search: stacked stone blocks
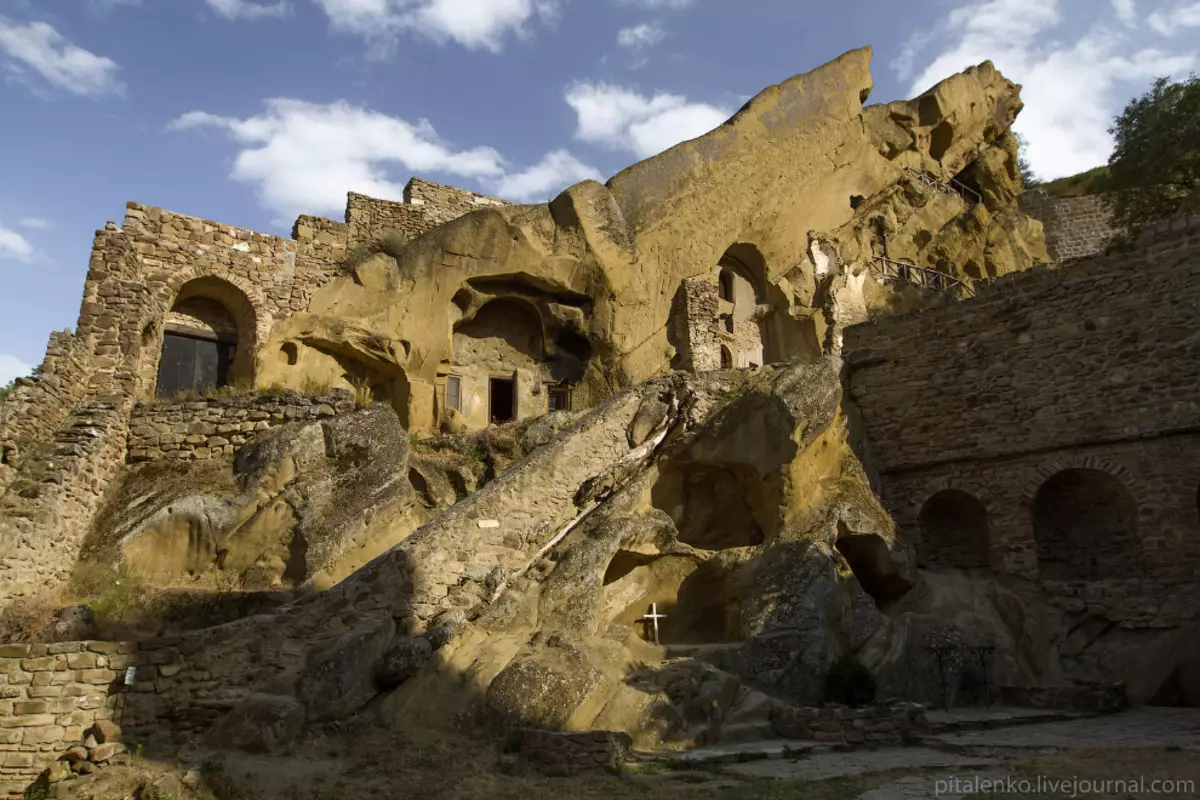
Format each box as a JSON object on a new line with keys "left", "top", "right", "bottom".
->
{"left": 127, "top": 391, "right": 358, "bottom": 462}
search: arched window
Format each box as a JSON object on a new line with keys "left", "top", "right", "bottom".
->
{"left": 156, "top": 277, "right": 257, "bottom": 396}
{"left": 917, "top": 489, "right": 990, "bottom": 570}
{"left": 1033, "top": 469, "right": 1141, "bottom": 582}
{"left": 715, "top": 244, "right": 768, "bottom": 366}
{"left": 720, "top": 346, "right": 733, "bottom": 369}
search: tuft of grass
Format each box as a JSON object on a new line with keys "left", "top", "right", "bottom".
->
{"left": 300, "top": 375, "right": 333, "bottom": 397}
{"left": 1039, "top": 165, "right": 1110, "bottom": 199}
{"left": 379, "top": 230, "right": 409, "bottom": 258}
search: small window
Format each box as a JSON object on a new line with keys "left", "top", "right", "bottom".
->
{"left": 548, "top": 386, "right": 571, "bottom": 412}
{"left": 720, "top": 346, "right": 733, "bottom": 369}
{"left": 446, "top": 375, "right": 462, "bottom": 412}
{"left": 723, "top": 316, "right": 734, "bottom": 334}
{"left": 718, "top": 270, "right": 734, "bottom": 302}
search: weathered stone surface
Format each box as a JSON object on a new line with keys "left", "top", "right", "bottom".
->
{"left": 376, "top": 637, "right": 433, "bottom": 688}
{"left": 206, "top": 693, "right": 307, "bottom": 754}
{"left": 296, "top": 625, "right": 393, "bottom": 723}
{"left": 86, "top": 720, "right": 121, "bottom": 745}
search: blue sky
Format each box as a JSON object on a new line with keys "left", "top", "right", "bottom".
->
{"left": 0, "top": 0, "right": 1197, "bottom": 383}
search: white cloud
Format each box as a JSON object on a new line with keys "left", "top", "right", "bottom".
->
{"left": 0, "top": 354, "right": 34, "bottom": 386}
{"left": 170, "top": 98, "right": 598, "bottom": 218}
{"left": 312, "top": 0, "right": 560, "bottom": 52}
{"left": 0, "top": 225, "right": 35, "bottom": 262}
{"left": 564, "top": 82, "right": 730, "bottom": 158}
{"left": 617, "top": 22, "right": 665, "bottom": 50}
{"left": 900, "top": 0, "right": 1196, "bottom": 180}
{"left": 491, "top": 149, "right": 601, "bottom": 201}
{"left": 205, "top": 0, "right": 290, "bottom": 19}
{"left": 617, "top": 0, "right": 693, "bottom": 8}
{"left": 0, "top": 17, "right": 121, "bottom": 96}
{"left": 1147, "top": 1, "right": 1200, "bottom": 35}
{"left": 1112, "top": 0, "right": 1137, "bottom": 26}
{"left": 171, "top": 99, "right": 508, "bottom": 220}
{"left": 18, "top": 217, "right": 51, "bottom": 230}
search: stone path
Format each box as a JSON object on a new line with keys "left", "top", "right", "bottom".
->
{"left": 646, "top": 707, "right": 1200, "bottom": 799}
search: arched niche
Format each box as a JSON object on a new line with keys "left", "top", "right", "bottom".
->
{"left": 715, "top": 243, "right": 769, "bottom": 367}
{"left": 154, "top": 276, "right": 258, "bottom": 397}
{"left": 1033, "top": 468, "right": 1141, "bottom": 582}
{"left": 917, "top": 489, "right": 991, "bottom": 570}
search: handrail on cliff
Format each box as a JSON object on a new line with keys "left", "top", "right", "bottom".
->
{"left": 904, "top": 167, "right": 983, "bottom": 206}
{"left": 870, "top": 255, "right": 975, "bottom": 299}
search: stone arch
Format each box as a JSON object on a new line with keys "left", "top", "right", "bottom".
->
{"left": 137, "top": 266, "right": 272, "bottom": 398}
{"left": 917, "top": 489, "right": 991, "bottom": 570}
{"left": 715, "top": 243, "right": 773, "bottom": 366}
{"left": 1032, "top": 467, "right": 1142, "bottom": 582}
{"left": 719, "top": 345, "right": 733, "bottom": 369}
{"left": 453, "top": 297, "right": 545, "bottom": 363}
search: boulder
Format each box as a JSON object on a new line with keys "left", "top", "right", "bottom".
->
{"left": 206, "top": 693, "right": 307, "bottom": 754}
{"left": 486, "top": 643, "right": 606, "bottom": 730}
{"left": 376, "top": 636, "right": 433, "bottom": 688}
{"left": 90, "top": 742, "right": 126, "bottom": 763}
{"left": 296, "top": 624, "right": 393, "bottom": 723}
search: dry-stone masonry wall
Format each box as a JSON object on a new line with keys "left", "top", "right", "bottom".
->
{"left": 1021, "top": 191, "right": 1121, "bottom": 262}
{"left": 0, "top": 642, "right": 132, "bottom": 797}
{"left": 127, "top": 391, "right": 358, "bottom": 462}
{"left": 845, "top": 207, "right": 1200, "bottom": 625}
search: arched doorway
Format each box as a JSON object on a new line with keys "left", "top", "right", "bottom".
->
{"left": 1033, "top": 468, "right": 1141, "bottom": 582}
{"left": 155, "top": 277, "right": 258, "bottom": 397}
{"left": 715, "top": 243, "right": 769, "bottom": 367}
{"left": 917, "top": 489, "right": 991, "bottom": 570}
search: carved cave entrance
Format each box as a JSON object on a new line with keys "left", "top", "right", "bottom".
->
{"left": 1033, "top": 468, "right": 1141, "bottom": 582}
{"left": 715, "top": 244, "right": 768, "bottom": 369}
{"left": 155, "top": 279, "right": 256, "bottom": 397}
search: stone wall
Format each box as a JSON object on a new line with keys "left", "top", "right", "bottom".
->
{"left": 0, "top": 642, "right": 134, "bottom": 797}
{"left": 513, "top": 729, "right": 631, "bottom": 776}
{"left": 403, "top": 177, "right": 509, "bottom": 228}
{"left": 0, "top": 332, "right": 95, "bottom": 494}
{"left": 670, "top": 278, "right": 722, "bottom": 372}
{"left": 1021, "top": 191, "right": 1121, "bottom": 262}
{"left": 844, "top": 207, "right": 1200, "bottom": 625}
{"left": 0, "top": 401, "right": 131, "bottom": 602}
{"left": 771, "top": 701, "right": 927, "bottom": 746}
{"left": 127, "top": 391, "right": 359, "bottom": 462}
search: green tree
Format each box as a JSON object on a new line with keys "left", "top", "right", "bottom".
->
{"left": 0, "top": 380, "right": 11, "bottom": 403}
{"left": 1014, "top": 132, "right": 1040, "bottom": 188}
{"left": 1104, "top": 74, "right": 1200, "bottom": 231}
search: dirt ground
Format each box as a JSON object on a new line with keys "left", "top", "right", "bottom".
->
{"left": 38, "top": 709, "right": 1200, "bottom": 800}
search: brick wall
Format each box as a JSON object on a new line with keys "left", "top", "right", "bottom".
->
{"left": 1021, "top": 191, "right": 1121, "bottom": 262}
{"left": 127, "top": 391, "right": 358, "bottom": 462}
{"left": 403, "top": 177, "right": 509, "bottom": 227}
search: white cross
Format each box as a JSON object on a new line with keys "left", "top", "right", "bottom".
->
{"left": 637, "top": 602, "right": 667, "bottom": 645}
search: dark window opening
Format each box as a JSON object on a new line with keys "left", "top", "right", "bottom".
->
{"left": 446, "top": 375, "right": 462, "bottom": 413}
{"left": 723, "top": 316, "right": 734, "bottom": 334}
{"left": 850, "top": 194, "right": 866, "bottom": 209}
{"left": 718, "top": 270, "right": 734, "bottom": 302}
{"left": 156, "top": 332, "right": 234, "bottom": 397}
{"left": 489, "top": 377, "right": 515, "bottom": 424}
{"left": 720, "top": 346, "right": 733, "bottom": 369}
{"left": 547, "top": 386, "right": 571, "bottom": 412}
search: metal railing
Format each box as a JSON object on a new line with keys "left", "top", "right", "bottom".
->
{"left": 904, "top": 167, "right": 983, "bottom": 206}
{"left": 870, "top": 255, "right": 975, "bottom": 299}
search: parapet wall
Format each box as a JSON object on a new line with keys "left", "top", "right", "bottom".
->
{"left": 1021, "top": 190, "right": 1121, "bottom": 262}
{"left": 127, "top": 390, "right": 358, "bottom": 462}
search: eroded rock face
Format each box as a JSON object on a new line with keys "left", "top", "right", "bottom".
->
{"left": 256, "top": 49, "right": 1046, "bottom": 435}
{"left": 80, "top": 404, "right": 421, "bottom": 594}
